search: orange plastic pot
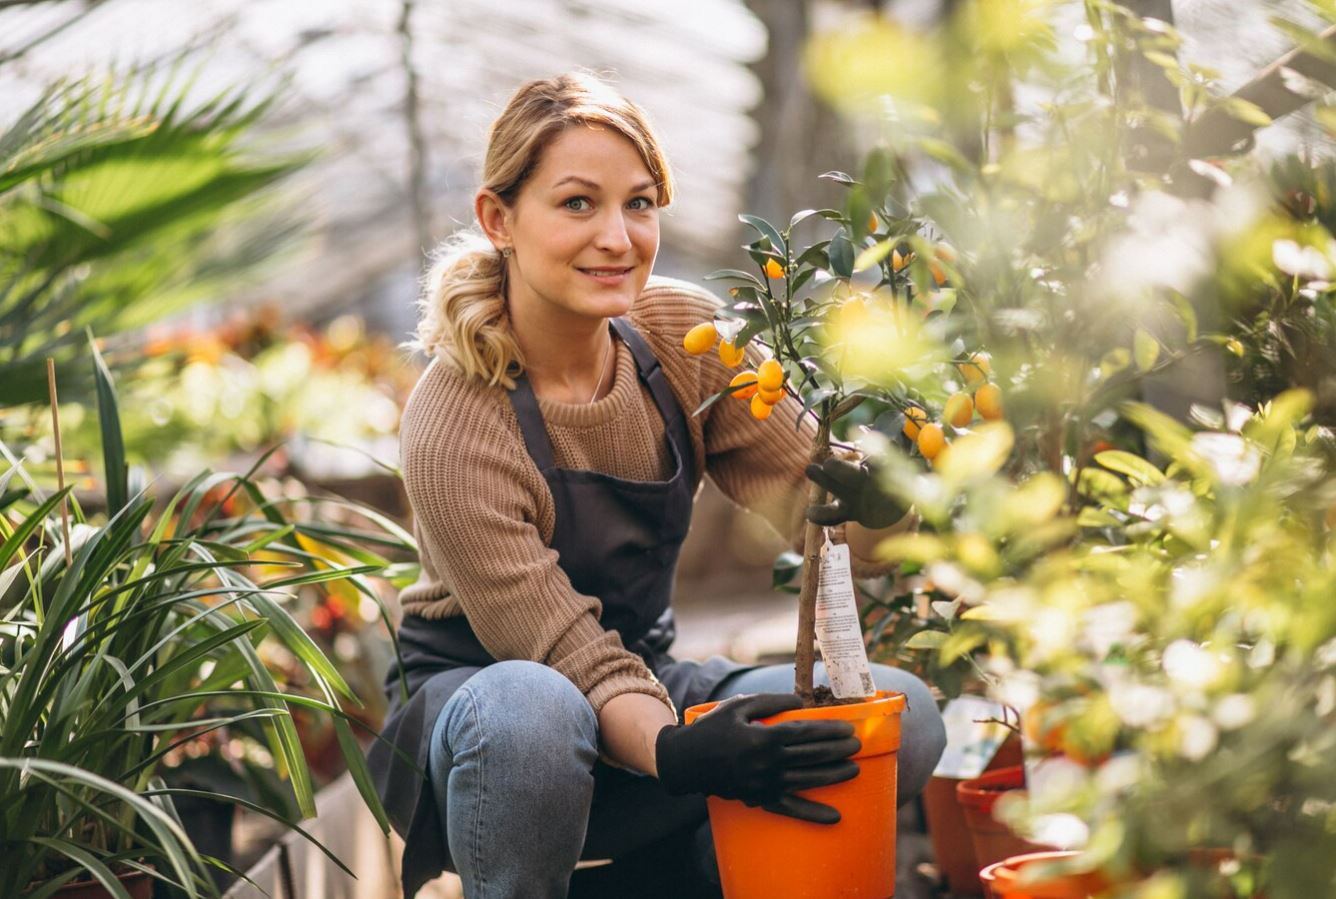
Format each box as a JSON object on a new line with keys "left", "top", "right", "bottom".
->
{"left": 923, "top": 735, "right": 1024, "bottom": 896}
{"left": 684, "top": 690, "right": 907, "bottom": 899}
{"left": 957, "top": 766, "right": 1048, "bottom": 872}
{"left": 980, "top": 851, "right": 1110, "bottom": 899}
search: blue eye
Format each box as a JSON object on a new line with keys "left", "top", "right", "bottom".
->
{"left": 564, "top": 197, "right": 592, "bottom": 212}
{"left": 628, "top": 197, "right": 655, "bottom": 211}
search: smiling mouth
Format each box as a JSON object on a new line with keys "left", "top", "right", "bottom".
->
{"left": 578, "top": 266, "right": 635, "bottom": 277}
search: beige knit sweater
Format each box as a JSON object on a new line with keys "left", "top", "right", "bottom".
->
{"left": 398, "top": 276, "right": 887, "bottom": 716}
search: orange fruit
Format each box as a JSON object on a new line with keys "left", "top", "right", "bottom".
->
{"left": 683, "top": 322, "right": 717, "bottom": 355}
{"left": 944, "top": 392, "right": 974, "bottom": 428}
{"left": 903, "top": 405, "right": 928, "bottom": 440}
{"left": 929, "top": 259, "right": 948, "bottom": 286}
{"left": 764, "top": 258, "right": 785, "bottom": 279}
{"left": 917, "top": 423, "right": 945, "bottom": 460}
{"left": 975, "top": 382, "right": 1003, "bottom": 420}
{"left": 730, "top": 370, "right": 759, "bottom": 400}
{"left": 718, "top": 340, "right": 745, "bottom": 368}
{"left": 891, "top": 248, "right": 914, "bottom": 273}
{"left": 957, "top": 351, "right": 991, "bottom": 386}
{"left": 750, "top": 394, "right": 774, "bottom": 420}
{"left": 933, "top": 242, "right": 958, "bottom": 263}
{"left": 757, "top": 358, "right": 784, "bottom": 392}
{"left": 757, "top": 385, "right": 785, "bottom": 405}
{"left": 867, "top": 213, "right": 879, "bottom": 233}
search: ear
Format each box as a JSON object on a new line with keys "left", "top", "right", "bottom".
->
{"left": 475, "top": 189, "right": 513, "bottom": 251}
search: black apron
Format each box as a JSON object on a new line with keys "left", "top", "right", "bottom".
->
{"left": 368, "top": 317, "right": 754, "bottom": 898}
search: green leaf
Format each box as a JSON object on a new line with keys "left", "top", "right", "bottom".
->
{"left": 828, "top": 231, "right": 855, "bottom": 279}
{"left": 1169, "top": 292, "right": 1198, "bottom": 343}
{"left": 915, "top": 138, "right": 971, "bottom": 171}
{"left": 1100, "top": 348, "right": 1130, "bottom": 379}
{"left": 1219, "top": 96, "right": 1272, "bottom": 128}
{"left": 1094, "top": 450, "right": 1165, "bottom": 486}
{"left": 705, "top": 269, "right": 766, "bottom": 289}
{"left": 89, "top": 334, "right": 128, "bottom": 518}
{"left": 904, "top": 630, "right": 947, "bottom": 650}
{"left": 1133, "top": 328, "right": 1160, "bottom": 372}
{"left": 739, "top": 214, "right": 786, "bottom": 256}
{"left": 334, "top": 715, "right": 390, "bottom": 834}
{"left": 854, "top": 239, "right": 895, "bottom": 273}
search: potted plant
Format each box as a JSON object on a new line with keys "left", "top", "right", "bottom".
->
{"left": 0, "top": 342, "right": 414, "bottom": 898}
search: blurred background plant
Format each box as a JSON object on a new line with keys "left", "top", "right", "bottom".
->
{"left": 0, "top": 342, "right": 417, "bottom": 897}
{"left": 776, "top": 0, "right": 1336, "bottom": 895}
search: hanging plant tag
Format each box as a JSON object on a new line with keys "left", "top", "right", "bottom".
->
{"left": 816, "top": 536, "right": 875, "bottom": 699}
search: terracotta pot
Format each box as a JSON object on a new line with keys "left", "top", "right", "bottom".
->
{"left": 923, "top": 735, "right": 1024, "bottom": 896}
{"left": 957, "top": 766, "right": 1049, "bottom": 873}
{"left": 980, "top": 851, "right": 1110, "bottom": 899}
{"left": 684, "top": 690, "right": 907, "bottom": 899}
{"left": 46, "top": 869, "right": 153, "bottom": 899}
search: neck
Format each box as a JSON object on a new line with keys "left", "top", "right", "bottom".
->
{"left": 509, "top": 298, "right": 611, "bottom": 403}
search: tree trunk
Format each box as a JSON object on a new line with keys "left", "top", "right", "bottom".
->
{"left": 794, "top": 417, "right": 831, "bottom": 706}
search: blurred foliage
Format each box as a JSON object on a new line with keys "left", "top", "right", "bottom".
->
{"left": 0, "top": 60, "right": 308, "bottom": 408}
{"left": 5, "top": 306, "right": 419, "bottom": 481}
{"left": 723, "top": 0, "right": 1336, "bottom": 893}
{"left": 0, "top": 338, "right": 417, "bottom": 897}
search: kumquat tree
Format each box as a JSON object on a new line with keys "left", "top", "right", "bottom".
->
{"left": 687, "top": 0, "right": 1336, "bottom": 894}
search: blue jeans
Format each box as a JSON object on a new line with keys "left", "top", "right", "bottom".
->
{"left": 427, "top": 659, "right": 946, "bottom": 899}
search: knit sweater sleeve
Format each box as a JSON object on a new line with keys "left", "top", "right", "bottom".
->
{"left": 638, "top": 278, "right": 894, "bottom": 578}
{"left": 399, "top": 362, "right": 673, "bottom": 714}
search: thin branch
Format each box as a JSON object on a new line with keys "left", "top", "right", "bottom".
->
{"left": 398, "top": 0, "right": 433, "bottom": 254}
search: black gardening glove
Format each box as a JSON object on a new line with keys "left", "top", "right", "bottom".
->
{"left": 805, "top": 456, "right": 907, "bottom": 529}
{"left": 655, "top": 693, "right": 861, "bottom": 825}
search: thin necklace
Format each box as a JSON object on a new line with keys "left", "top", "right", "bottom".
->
{"left": 588, "top": 331, "right": 612, "bottom": 404}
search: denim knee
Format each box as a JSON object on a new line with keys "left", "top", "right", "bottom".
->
{"left": 437, "top": 660, "right": 599, "bottom": 767}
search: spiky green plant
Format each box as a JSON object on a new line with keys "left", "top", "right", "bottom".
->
{"left": 0, "top": 339, "right": 415, "bottom": 897}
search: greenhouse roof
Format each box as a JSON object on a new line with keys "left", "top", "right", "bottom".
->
{"left": 0, "top": 0, "right": 767, "bottom": 317}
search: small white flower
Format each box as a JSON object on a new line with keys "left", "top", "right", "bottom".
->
{"left": 1163, "top": 639, "right": 1221, "bottom": 690}
{"left": 1272, "top": 239, "right": 1331, "bottom": 279}
{"left": 1179, "top": 715, "right": 1219, "bottom": 761}
{"left": 1030, "top": 814, "right": 1091, "bottom": 850}
{"left": 1190, "top": 433, "right": 1260, "bottom": 486}
{"left": 1213, "top": 694, "right": 1256, "bottom": 730}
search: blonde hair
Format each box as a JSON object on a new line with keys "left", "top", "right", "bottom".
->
{"left": 414, "top": 72, "right": 674, "bottom": 388}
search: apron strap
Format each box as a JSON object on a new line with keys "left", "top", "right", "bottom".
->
{"left": 509, "top": 318, "right": 694, "bottom": 481}
{"left": 611, "top": 317, "right": 697, "bottom": 486}
{"left": 507, "top": 374, "right": 557, "bottom": 472}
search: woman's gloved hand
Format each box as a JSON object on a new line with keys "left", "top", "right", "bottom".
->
{"left": 654, "top": 693, "right": 861, "bottom": 824}
{"left": 805, "top": 456, "right": 907, "bottom": 529}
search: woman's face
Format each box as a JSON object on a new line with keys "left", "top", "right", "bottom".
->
{"left": 494, "top": 125, "right": 661, "bottom": 326}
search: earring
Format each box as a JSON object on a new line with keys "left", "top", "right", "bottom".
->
{"left": 500, "top": 247, "right": 512, "bottom": 258}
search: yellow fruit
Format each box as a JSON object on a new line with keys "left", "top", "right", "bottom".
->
{"left": 944, "top": 392, "right": 974, "bottom": 428}
{"left": 958, "top": 352, "right": 992, "bottom": 386}
{"left": 929, "top": 259, "right": 948, "bottom": 286}
{"left": 764, "top": 258, "right": 785, "bottom": 279}
{"left": 718, "top": 340, "right": 745, "bottom": 368}
{"left": 757, "top": 385, "right": 785, "bottom": 405}
{"left": 917, "top": 423, "right": 945, "bottom": 460}
{"left": 891, "top": 249, "right": 914, "bottom": 273}
{"left": 750, "top": 393, "right": 774, "bottom": 420}
{"left": 903, "top": 405, "right": 927, "bottom": 440}
{"left": 730, "top": 370, "right": 759, "bottom": 400}
{"left": 975, "top": 382, "right": 1003, "bottom": 420}
{"left": 757, "top": 358, "right": 784, "bottom": 392}
{"left": 683, "top": 322, "right": 717, "bottom": 355}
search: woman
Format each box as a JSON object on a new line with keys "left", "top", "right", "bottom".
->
{"left": 369, "top": 72, "right": 946, "bottom": 899}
